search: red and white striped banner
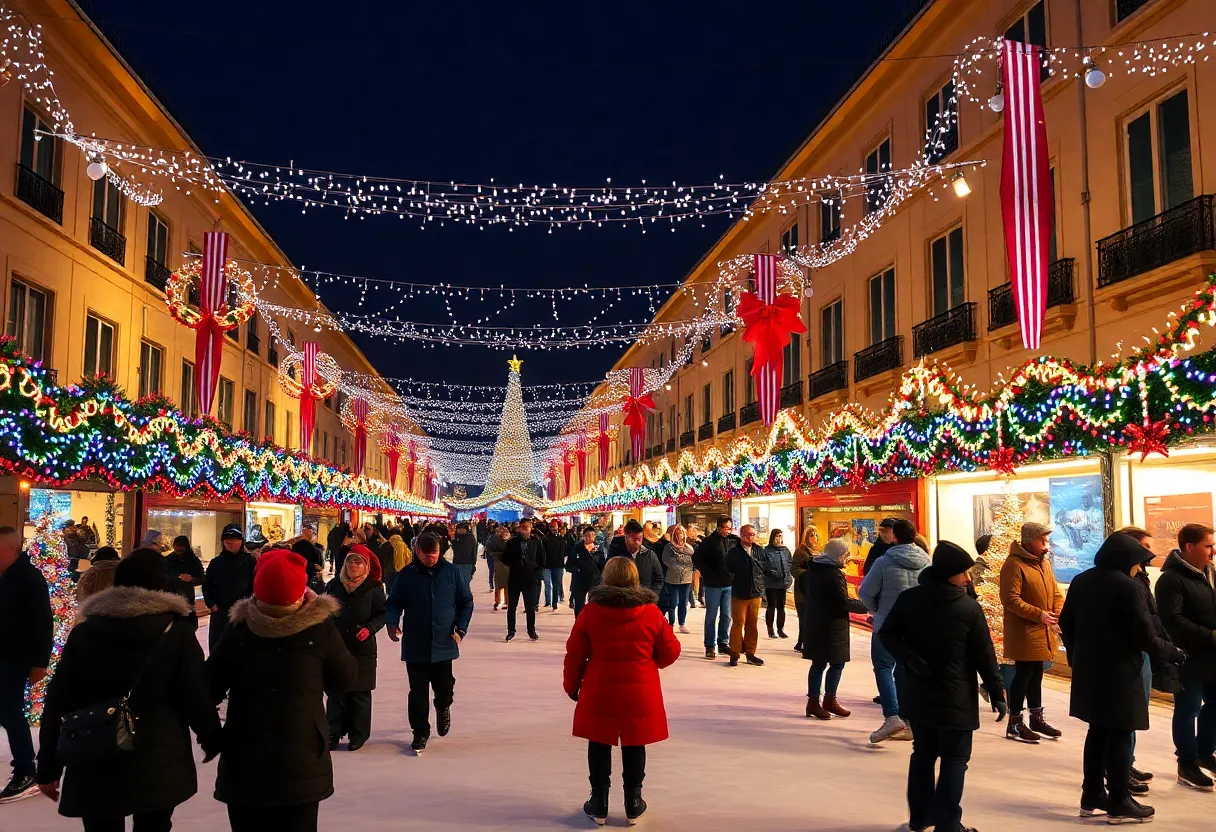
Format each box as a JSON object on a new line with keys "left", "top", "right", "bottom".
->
{"left": 406, "top": 440, "right": 417, "bottom": 494}
{"left": 598, "top": 411, "right": 610, "bottom": 478}
{"left": 754, "top": 253, "right": 781, "bottom": 426}
{"left": 625, "top": 367, "right": 653, "bottom": 462}
{"left": 1000, "top": 39, "right": 1053, "bottom": 351}
{"left": 424, "top": 460, "right": 435, "bottom": 501}
{"left": 299, "top": 341, "right": 319, "bottom": 454}
{"left": 384, "top": 428, "right": 401, "bottom": 487}
{"left": 195, "top": 231, "right": 229, "bottom": 415}
{"left": 575, "top": 430, "right": 588, "bottom": 489}
{"left": 352, "top": 397, "right": 369, "bottom": 475}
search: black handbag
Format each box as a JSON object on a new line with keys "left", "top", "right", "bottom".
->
{"left": 55, "top": 620, "right": 174, "bottom": 767}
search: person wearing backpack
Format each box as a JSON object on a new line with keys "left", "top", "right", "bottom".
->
{"left": 35, "top": 547, "right": 221, "bottom": 830}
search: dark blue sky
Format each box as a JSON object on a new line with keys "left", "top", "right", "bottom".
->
{"left": 81, "top": 0, "right": 917, "bottom": 390}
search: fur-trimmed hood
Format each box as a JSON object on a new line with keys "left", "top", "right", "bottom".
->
{"left": 77, "top": 585, "right": 191, "bottom": 621}
{"left": 587, "top": 584, "right": 657, "bottom": 608}
{"left": 228, "top": 591, "right": 340, "bottom": 638}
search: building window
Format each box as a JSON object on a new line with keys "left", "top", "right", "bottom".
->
{"left": 930, "top": 227, "right": 966, "bottom": 315}
{"left": 820, "top": 197, "right": 842, "bottom": 243}
{"left": 683, "top": 334, "right": 693, "bottom": 366}
{"left": 323, "top": 431, "right": 330, "bottom": 460}
{"left": 1004, "top": 1, "right": 1049, "bottom": 80}
{"left": 865, "top": 138, "right": 892, "bottom": 215}
{"left": 217, "top": 377, "right": 235, "bottom": 428}
{"left": 83, "top": 313, "right": 115, "bottom": 378}
{"left": 180, "top": 360, "right": 198, "bottom": 418}
{"left": 285, "top": 412, "right": 294, "bottom": 449}
{"left": 91, "top": 177, "right": 124, "bottom": 232}
{"left": 722, "top": 370, "right": 735, "bottom": 414}
{"left": 744, "top": 358, "right": 756, "bottom": 403}
{"left": 781, "top": 222, "right": 799, "bottom": 253}
{"left": 6, "top": 278, "right": 51, "bottom": 363}
{"left": 147, "top": 213, "right": 169, "bottom": 265}
{"left": 243, "top": 389, "right": 257, "bottom": 435}
{"left": 701, "top": 332, "right": 712, "bottom": 354}
{"left": 246, "top": 313, "right": 260, "bottom": 354}
{"left": 341, "top": 438, "right": 347, "bottom": 466}
{"left": 667, "top": 405, "right": 676, "bottom": 441}
{"left": 19, "top": 107, "right": 58, "bottom": 183}
{"left": 1126, "top": 89, "right": 1193, "bottom": 225}
{"left": 869, "top": 268, "right": 897, "bottom": 344}
{"left": 924, "top": 80, "right": 958, "bottom": 163}
{"left": 138, "top": 340, "right": 163, "bottom": 398}
{"left": 783, "top": 332, "right": 802, "bottom": 381}
{"left": 702, "top": 382, "right": 712, "bottom": 424}
{"left": 1048, "top": 166, "right": 1059, "bottom": 264}
{"left": 684, "top": 393, "right": 693, "bottom": 432}
{"left": 820, "top": 300, "right": 843, "bottom": 367}
{"left": 265, "top": 400, "right": 276, "bottom": 443}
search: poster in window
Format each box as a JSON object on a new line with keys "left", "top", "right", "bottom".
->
{"left": 827, "top": 520, "right": 851, "bottom": 539}
{"left": 1144, "top": 493, "right": 1214, "bottom": 562}
{"left": 1047, "top": 475, "right": 1104, "bottom": 583}
{"left": 972, "top": 490, "right": 1050, "bottom": 541}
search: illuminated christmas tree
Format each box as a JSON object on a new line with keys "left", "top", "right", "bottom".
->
{"left": 25, "top": 516, "right": 77, "bottom": 722}
{"left": 974, "top": 478, "right": 1022, "bottom": 664}
{"left": 483, "top": 356, "right": 541, "bottom": 497}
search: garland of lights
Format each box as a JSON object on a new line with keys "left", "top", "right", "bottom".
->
{"left": 23, "top": 515, "right": 74, "bottom": 722}
{"left": 551, "top": 276, "right": 1216, "bottom": 514}
{"left": 165, "top": 257, "right": 257, "bottom": 330}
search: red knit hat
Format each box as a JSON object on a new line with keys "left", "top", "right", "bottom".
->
{"left": 253, "top": 549, "right": 308, "bottom": 606}
{"left": 348, "top": 543, "right": 381, "bottom": 582}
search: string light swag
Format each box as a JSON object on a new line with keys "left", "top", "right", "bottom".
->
{"left": 166, "top": 253, "right": 256, "bottom": 331}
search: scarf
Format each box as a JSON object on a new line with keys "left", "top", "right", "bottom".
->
{"left": 340, "top": 552, "right": 369, "bottom": 594}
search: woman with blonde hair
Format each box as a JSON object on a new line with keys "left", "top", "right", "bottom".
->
{"left": 791, "top": 526, "right": 819, "bottom": 653}
{"left": 564, "top": 557, "right": 681, "bottom": 825}
{"left": 661, "top": 524, "right": 695, "bottom": 632}
{"left": 388, "top": 534, "right": 412, "bottom": 588}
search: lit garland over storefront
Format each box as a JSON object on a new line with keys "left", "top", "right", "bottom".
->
{"left": 0, "top": 340, "right": 446, "bottom": 517}
{"left": 552, "top": 277, "right": 1216, "bottom": 515}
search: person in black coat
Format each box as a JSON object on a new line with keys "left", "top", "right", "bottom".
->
{"left": 500, "top": 517, "right": 546, "bottom": 641}
{"left": 36, "top": 548, "right": 221, "bottom": 829}
{"left": 878, "top": 541, "right": 1007, "bottom": 832}
{"left": 202, "top": 524, "right": 256, "bottom": 653}
{"left": 1060, "top": 531, "right": 1184, "bottom": 822}
{"left": 207, "top": 549, "right": 358, "bottom": 832}
{"left": 692, "top": 517, "right": 738, "bottom": 658}
{"left": 605, "top": 521, "right": 664, "bottom": 597}
{"left": 541, "top": 523, "right": 568, "bottom": 611}
{"left": 291, "top": 538, "right": 327, "bottom": 596}
{"left": 862, "top": 517, "right": 898, "bottom": 576}
{"left": 0, "top": 525, "right": 52, "bottom": 802}
{"left": 325, "top": 521, "right": 350, "bottom": 571}
{"left": 164, "top": 535, "right": 205, "bottom": 629}
{"left": 566, "top": 527, "right": 606, "bottom": 617}
{"left": 324, "top": 549, "right": 387, "bottom": 752}
{"left": 449, "top": 522, "right": 478, "bottom": 590}
{"left": 800, "top": 539, "right": 868, "bottom": 719}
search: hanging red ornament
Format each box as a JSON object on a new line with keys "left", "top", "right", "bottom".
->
{"left": 1124, "top": 417, "right": 1170, "bottom": 462}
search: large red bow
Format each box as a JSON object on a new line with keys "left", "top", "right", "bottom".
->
{"left": 737, "top": 291, "right": 806, "bottom": 375}
{"left": 620, "top": 392, "right": 656, "bottom": 434}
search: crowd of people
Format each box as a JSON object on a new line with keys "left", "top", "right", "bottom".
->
{"left": 2, "top": 509, "right": 1215, "bottom": 830}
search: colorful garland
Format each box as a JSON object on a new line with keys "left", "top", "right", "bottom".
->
{"left": 552, "top": 276, "right": 1216, "bottom": 514}
{"left": 165, "top": 256, "right": 256, "bottom": 330}
{"left": 0, "top": 340, "right": 447, "bottom": 516}
{"left": 24, "top": 515, "right": 74, "bottom": 722}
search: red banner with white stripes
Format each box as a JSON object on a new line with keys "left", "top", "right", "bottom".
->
{"left": 384, "top": 428, "right": 401, "bottom": 487}
{"left": 754, "top": 253, "right": 781, "bottom": 426}
{"left": 1000, "top": 39, "right": 1053, "bottom": 350}
{"left": 299, "top": 341, "right": 320, "bottom": 454}
{"left": 597, "top": 411, "right": 610, "bottom": 479}
{"left": 352, "top": 397, "right": 369, "bottom": 475}
{"left": 622, "top": 367, "right": 654, "bottom": 462}
{"left": 195, "top": 231, "right": 229, "bottom": 415}
{"left": 406, "top": 440, "right": 417, "bottom": 494}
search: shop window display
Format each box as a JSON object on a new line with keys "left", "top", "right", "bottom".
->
{"left": 147, "top": 506, "right": 242, "bottom": 565}
{"left": 1122, "top": 446, "right": 1216, "bottom": 563}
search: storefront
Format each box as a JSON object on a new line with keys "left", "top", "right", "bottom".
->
{"left": 144, "top": 495, "right": 244, "bottom": 565}
{"left": 641, "top": 504, "right": 675, "bottom": 530}
{"left": 303, "top": 506, "right": 348, "bottom": 551}
{"left": 1117, "top": 442, "right": 1216, "bottom": 564}
{"left": 677, "top": 500, "right": 731, "bottom": 540}
{"left": 24, "top": 482, "right": 127, "bottom": 550}
{"left": 245, "top": 500, "right": 303, "bottom": 548}
{"left": 738, "top": 494, "right": 797, "bottom": 545}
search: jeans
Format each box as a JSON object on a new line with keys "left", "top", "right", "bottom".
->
{"left": 406, "top": 660, "right": 455, "bottom": 738}
{"left": 486, "top": 557, "right": 495, "bottom": 589}
{"left": 588, "top": 741, "right": 646, "bottom": 789}
{"left": 1132, "top": 651, "right": 1151, "bottom": 763}
{"left": 572, "top": 587, "right": 588, "bottom": 617}
{"left": 702, "top": 586, "right": 732, "bottom": 649}
{"left": 454, "top": 563, "right": 474, "bottom": 589}
{"left": 907, "top": 722, "right": 973, "bottom": 832}
{"left": 808, "top": 661, "right": 845, "bottom": 697}
{"left": 543, "top": 567, "right": 565, "bottom": 607}
{"left": 871, "top": 636, "right": 902, "bottom": 718}
{"left": 1172, "top": 677, "right": 1216, "bottom": 764}
{"left": 1008, "top": 660, "right": 1044, "bottom": 715}
{"left": 228, "top": 802, "right": 319, "bottom": 832}
{"left": 729, "top": 597, "right": 762, "bottom": 656}
{"left": 82, "top": 809, "right": 174, "bottom": 832}
{"left": 665, "top": 583, "right": 691, "bottom": 626}
{"left": 1083, "top": 726, "right": 1134, "bottom": 804}
{"left": 764, "top": 587, "right": 787, "bottom": 634}
{"left": 326, "top": 689, "right": 372, "bottom": 745}
{"left": 507, "top": 581, "right": 540, "bottom": 637}
{"left": 0, "top": 662, "right": 34, "bottom": 777}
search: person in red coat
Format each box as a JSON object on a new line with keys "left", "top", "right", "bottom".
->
{"left": 563, "top": 556, "right": 681, "bottom": 826}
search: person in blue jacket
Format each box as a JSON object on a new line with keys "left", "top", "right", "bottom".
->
{"left": 385, "top": 532, "right": 474, "bottom": 755}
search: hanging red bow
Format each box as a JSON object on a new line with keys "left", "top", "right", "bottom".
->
{"left": 737, "top": 292, "right": 807, "bottom": 376}
{"left": 620, "top": 391, "right": 656, "bottom": 434}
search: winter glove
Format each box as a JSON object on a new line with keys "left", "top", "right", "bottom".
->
{"left": 355, "top": 628, "right": 370, "bottom": 642}
{"left": 907, "top": 654, "right": 931, "bottom": 678}
{"left": 994, "top": 699, "right": 1008, "bottom": 721}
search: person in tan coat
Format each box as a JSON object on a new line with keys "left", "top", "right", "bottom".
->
{"left": 999, "top": 521, "right": 1065, "bottom": 743}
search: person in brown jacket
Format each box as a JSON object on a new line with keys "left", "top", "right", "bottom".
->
{"left": 999, "top": 521, "right": 1065, "bottom": 743}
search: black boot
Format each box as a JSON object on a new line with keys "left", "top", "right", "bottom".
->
{"left": 583, "top": 784, "right": 609, "bottom": 826}
{"left": 624, "top": 785, "right": 647, "bottom": 825}
{"left": 1106, "top": 796, "right": 1154, "bottom": 823}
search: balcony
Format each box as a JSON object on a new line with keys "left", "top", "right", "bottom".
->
{"left": 697, "top": 421, "right": 714, "bottom": 442}
{"left": 246, "top": 331, "right": 260, "bottom": 354}
{"left": 1097, "top": 195, "right": 1215, "bottom": 288}
{"left": 739, "top": 400, "right": 760, "bottom": 426}
{"left": 15, "top": 164, "right": 63, "bottom": 224}
{"left": 854, "top": 336, "right": 904, "bottom": 383}
{"left": 145, "top": 256, "right": 172, "bottom": 293}
{"left": 89, "top": 217, "right": 126, "bottom": 266}
{"left": 988, "top": 258, "right": 1076, "bottom": 330}
{"left": 809, "top": 361, "right": 849, "bottom": 400}
{"left": 779, "top": 380, "right": 803, "bottom": 408}
{"left": 717, "top": 411, "right": 736, "bottom": 433}
{"left": 1115, "top": 0, "right": 1151, "bottom": 23}
{"left": 913, "top": 302, "right": 977, "bottom": 359}
{"left": 665, "top": 437, "right": 675, "bottom": 453}
{"left": 679, "top": 429, "right": 694, "bottom": 449}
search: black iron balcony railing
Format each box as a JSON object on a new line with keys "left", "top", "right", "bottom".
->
{"left": 89, "top": 217, "right": 126, "bottom": 266}
{"left": 680, "top": 429, "right": 694, "bottom": 448}
{"left": 988, "top": 258, "right": 1076, "bottom": 330}
{"left": 15, "top": 163, "right": 63, "bottom": 224}
{"left": 665, "top": 437, "right": 675, "bottom": 453}
{"left": 854, "top": 335, "right": 903, "bottom": 382}
{"left": 779, "top": 380, "right": 804, "bottom": 408}
{"left": 1097, "top": 195, "right": 1216, "bottom": 288}
{"left": 913, "top": 302, "right": 977, "bottom": 358}
{"left": 698, "top": 421, "right": 714, "bottom": 442}
{"left": 717, "top": 411, "right": 736, "bottom": 433}
{"left": 809, "top": 361, "right": 849, "bottom": 399}
{"left": 739, "top": 400, "right": 760, "bottom": 426}
{"left": 1115, "top": 0, "right": 1151, "bottom": 23}
{"left": 144, "top": 256, "right": 172, "bottom": 292}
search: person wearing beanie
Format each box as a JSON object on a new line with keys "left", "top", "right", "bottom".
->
{"left": 800, "top": 537, "right": 868, "bottom": 719}
{"left": 324, "top": 549, "right": 387, "bottom": 752}
{"left": 879, "top": 540, "right": 1007, "bottom": 832}
{"left": 202, "top": 524, "right": 256, "bottom": 653}
{"left": 206, "top": 549, "right": 357, "bottom": 831}
{"left": 140, "top": 529, "right": 168, "bottom": 553}
{"left": 862, "top": 517, "right": 899, "bottom": 576}
{"left": 36, "top": 547, "right": 221, "bottom": 828}
{"left": 164, "top": 535, "right": 205, "bottom": 629}
{"left": 999, "top": 521, "right": 1065, "bottom": 744}
{"left": 385, "top": 532, "right": 473, "bottom": 755}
